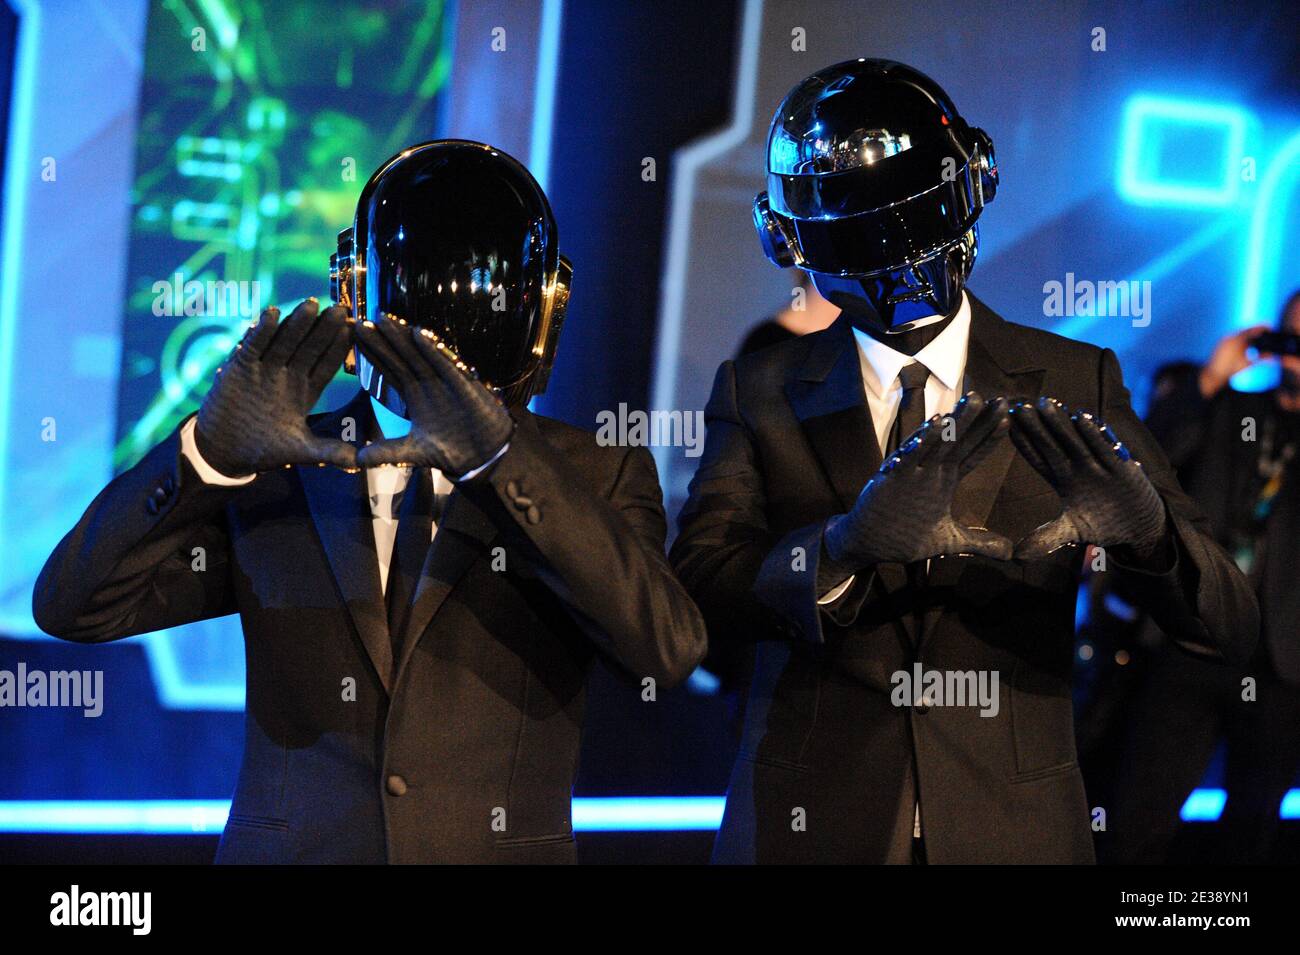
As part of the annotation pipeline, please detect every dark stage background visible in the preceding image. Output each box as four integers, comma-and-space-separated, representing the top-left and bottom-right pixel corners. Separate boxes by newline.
1, 0, 1297, 864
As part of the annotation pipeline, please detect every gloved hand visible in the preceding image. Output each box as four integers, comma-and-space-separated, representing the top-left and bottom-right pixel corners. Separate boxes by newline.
1009, 396, 1167, 561
195, 299, 357, 476
823, 391, 1014, 570
352, 315, 516, 479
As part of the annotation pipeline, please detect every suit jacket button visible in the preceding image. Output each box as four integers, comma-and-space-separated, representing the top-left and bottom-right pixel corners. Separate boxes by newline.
525, 504, 541, 525
145, 495, 160, 515
506, 480, 520, 498
513, 495, 532, 509
386, 774, 408, 796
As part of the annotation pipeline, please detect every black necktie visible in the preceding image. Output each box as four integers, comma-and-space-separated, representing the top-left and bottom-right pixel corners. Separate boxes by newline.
386, 468, 434, 671
887, 363, 931, 641
887, 362, 931, 455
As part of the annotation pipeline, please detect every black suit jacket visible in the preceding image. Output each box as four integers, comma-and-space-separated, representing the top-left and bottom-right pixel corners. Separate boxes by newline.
671, 295, 1258, 864
34, 390, 706, 863
1146, 380, 1300, 683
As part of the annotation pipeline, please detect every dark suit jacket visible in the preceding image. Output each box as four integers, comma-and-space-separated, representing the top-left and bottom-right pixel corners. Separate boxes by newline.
1146, 380, 1300, 683
34, 390, 706, 863
670, 294, 1258, 864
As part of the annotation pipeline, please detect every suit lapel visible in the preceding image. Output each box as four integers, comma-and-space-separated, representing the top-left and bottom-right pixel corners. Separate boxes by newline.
786, 314, 882, 510
298, 390, 395, 694
392, 417, 512, 683
786, 316, 914, 638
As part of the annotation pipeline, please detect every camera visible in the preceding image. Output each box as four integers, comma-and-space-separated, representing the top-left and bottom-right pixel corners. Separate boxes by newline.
1249, 330, 1300, 356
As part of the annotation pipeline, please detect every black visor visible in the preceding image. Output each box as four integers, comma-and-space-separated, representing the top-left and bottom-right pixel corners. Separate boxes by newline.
354, 142, 558, 391
779, 165, 982, 276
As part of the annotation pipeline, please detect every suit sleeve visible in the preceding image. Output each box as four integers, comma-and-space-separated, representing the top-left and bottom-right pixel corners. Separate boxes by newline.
32, 419, 240, 642
462, 422, 708, 688
669, 361, 872, 653
1099, 348, 1259, 663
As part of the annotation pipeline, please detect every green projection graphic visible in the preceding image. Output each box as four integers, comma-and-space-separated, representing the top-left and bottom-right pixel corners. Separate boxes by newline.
115, 0, 453, 469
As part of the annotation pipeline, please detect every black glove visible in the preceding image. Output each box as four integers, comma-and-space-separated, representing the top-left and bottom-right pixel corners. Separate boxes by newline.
1009, 397, 1167, 561
195, 299, 357, 477
352, 316, 516, 478
823, 391, 1014, 571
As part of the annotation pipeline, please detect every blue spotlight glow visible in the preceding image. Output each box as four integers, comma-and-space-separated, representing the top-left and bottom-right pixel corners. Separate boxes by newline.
1117, 94, 1248, 208
1282, 789, 1300, 821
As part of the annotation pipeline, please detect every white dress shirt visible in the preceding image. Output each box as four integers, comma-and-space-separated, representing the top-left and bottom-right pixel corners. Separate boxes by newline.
852, 292, 972, 453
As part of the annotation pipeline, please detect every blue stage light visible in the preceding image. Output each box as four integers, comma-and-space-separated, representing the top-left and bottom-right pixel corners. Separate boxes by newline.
1116, 94, 1248, 208
1282, 789, 1300, 821
0, 797, 730, 834
528, 0, 563, 192
0, 0, 42, 566
1180, 788, 1228, 821
0, 800, 233, 835
571, 797, 725, 831
0, 795, 733, 831
3, 792, 1296, 833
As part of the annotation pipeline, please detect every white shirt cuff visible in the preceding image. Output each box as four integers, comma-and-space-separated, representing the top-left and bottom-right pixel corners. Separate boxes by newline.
454, 442, 510, 482
817, 574, 855, 605
180, 418, 257, 486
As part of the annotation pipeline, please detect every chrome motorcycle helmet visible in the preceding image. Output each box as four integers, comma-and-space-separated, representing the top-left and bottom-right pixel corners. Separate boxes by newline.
753, 59, 997, 330
331, 140, 572, 412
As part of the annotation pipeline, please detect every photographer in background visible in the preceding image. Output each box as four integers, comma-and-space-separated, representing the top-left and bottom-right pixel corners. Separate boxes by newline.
1108, 289, 1300, 863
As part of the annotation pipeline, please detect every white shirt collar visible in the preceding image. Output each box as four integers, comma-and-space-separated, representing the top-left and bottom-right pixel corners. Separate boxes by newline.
851, 292, 972, 399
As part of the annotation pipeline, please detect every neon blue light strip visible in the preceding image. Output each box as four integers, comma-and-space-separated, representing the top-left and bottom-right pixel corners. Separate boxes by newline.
0, 801, 234, 835
2, 791, 1294, 833
571, 796, 724, 831
0, 797, 728, 834
0, 0, 42, 544
1116, 94, 1248, 208
528, 0, 563, 191
141, 630, 246, 711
